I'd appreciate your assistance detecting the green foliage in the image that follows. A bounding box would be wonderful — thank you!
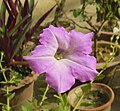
[0,0,55,76]
[22,102,33,111]
[0,3,55,110]
[0,52,22,111]
[72,9,81,18]
[94,74,105,80]
[71,0,95,22]
[52,94,71,111]
[95,0,120,24]
[81,83,91,94]
[71,6,88,22]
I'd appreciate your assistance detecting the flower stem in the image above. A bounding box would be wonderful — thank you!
[0,52,11,111]
[39,84,49,107]
[6,87,10,111]
[58,93,64,105]
[72,93,85,111]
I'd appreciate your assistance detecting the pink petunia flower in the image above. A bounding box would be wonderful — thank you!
[23,25,98,93]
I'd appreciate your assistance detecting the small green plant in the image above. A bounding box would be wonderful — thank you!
[52,94,71,111]
[0,0,55,110]
[0,52,22,111]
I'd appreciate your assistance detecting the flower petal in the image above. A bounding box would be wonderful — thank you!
[40,26,58,50]
[40,25,70,50]
[23,56,56,74]
[63,55,98,82]
[46,60,75,93]
[31,45,56,57]
[66,53,97,71]
[69,30,94,54]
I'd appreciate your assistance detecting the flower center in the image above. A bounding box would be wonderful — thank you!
[54,49,65,60]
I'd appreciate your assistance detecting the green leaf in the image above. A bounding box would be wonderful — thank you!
[1,87,7,92]
[81,83,91,94]
[95,74,105,80]
[95,3,101,12]
[53,94,71,111]
[8,14,30,36]
[0,1,6,19]
[22,106,27,111]
[79,13,87,21]
[22,103,33,111]
[12,21,31,58]
[29,4,56,37]
[9,92,15,101]
[0,103,5,106]
[114,0,118,2]
[0,27,3,38]
[16,8,22,25]
[72,9,81,17]
[22,44,36,56]
[29,0,35,15]
[118,7,120,16]
[39,88,46,93]
[0,27,3,33]
[80,102,93,107]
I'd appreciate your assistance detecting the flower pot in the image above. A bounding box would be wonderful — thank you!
[0,73,38,111]
[67,83,115,111]
[95,41,120,84]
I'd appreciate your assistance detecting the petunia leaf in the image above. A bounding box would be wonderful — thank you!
[94,74,105,81]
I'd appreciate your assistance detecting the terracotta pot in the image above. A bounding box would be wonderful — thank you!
[96,41,120,84]
[0,72,38,111]
[67,83,114,111]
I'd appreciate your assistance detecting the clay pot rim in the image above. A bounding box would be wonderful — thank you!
[67,83,115,111]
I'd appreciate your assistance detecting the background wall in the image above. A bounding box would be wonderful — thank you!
[0,0,96,32]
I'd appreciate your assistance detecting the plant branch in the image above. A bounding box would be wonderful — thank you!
[0,52,11,111]
[62,11,94,32]
[39,84,49,107]
[72,93,85,111]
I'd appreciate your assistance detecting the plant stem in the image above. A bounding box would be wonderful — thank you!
[6,87,10,111]
[72,93,85,111]
[0,52,11,111]
[39,84,49,107]
[58,93,64,105]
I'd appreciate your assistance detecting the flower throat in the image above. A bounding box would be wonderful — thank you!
[54,49,65,60]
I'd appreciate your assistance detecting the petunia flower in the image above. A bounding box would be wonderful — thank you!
[23,25,98,93]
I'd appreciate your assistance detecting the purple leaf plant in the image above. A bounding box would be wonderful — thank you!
[23,25,98,93]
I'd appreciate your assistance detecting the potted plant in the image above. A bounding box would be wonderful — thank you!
[67,83,114,111]
[0,0,55,110]
[23,25,99,110]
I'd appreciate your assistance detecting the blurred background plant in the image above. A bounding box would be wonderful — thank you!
[71,0,120,31]
[0,0,55,79]
[0,0,55,110]
[0,51,22,111]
